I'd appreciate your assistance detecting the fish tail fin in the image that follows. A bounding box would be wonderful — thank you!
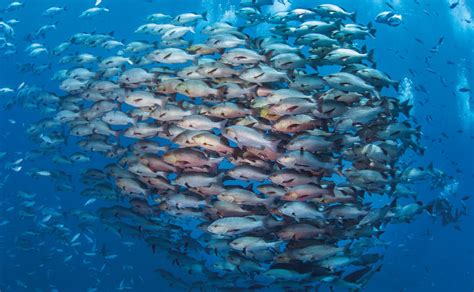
[248,84,259,97]
[372,89,381,100]
[368,22,376,38]
[389,197,398,209]
[114,130,120,143]
[335,167,344,177]
[415,125,422,139]
[218,120,227,132]
[393,80,400,92]
[191,54,198,65]
[427,162,434,174]
[132,116,139,126]
[389,175,401,194]
[202,11,208,22]
[215,85,226,100]
[425,202,434,216]
[368,49,375,63]
[343,241,352,253]
[216,172,225,185]
[332,137,344,151]
[400,99,412,117]
[263,197,277,211]
[270,139,281,153]
[351,12,357,22]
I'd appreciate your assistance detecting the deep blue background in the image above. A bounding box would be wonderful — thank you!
[0,0,473,291]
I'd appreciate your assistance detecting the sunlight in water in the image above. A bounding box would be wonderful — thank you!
[269,0,291,13]
[220,3,237,24]
[457,64,473,128]
[441,180,460,198]
[399,77,415,113]
[447,0,473,31]
[201,0,217,23]
[201,0,237,24]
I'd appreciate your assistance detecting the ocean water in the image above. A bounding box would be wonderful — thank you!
[0,0,473,291]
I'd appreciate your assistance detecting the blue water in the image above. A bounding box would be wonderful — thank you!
[0,0,473,291]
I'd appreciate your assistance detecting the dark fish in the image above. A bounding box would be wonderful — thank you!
[385,2,395,10]
[450,1,460,9]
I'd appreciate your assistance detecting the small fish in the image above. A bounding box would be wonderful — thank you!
[39,134,54,144]
[70,233,81,243]
[12,166,22,172]
[36,170,52,176]
[84,198,97,206]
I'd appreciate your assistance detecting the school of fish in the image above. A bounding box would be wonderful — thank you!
[0,0,470,291]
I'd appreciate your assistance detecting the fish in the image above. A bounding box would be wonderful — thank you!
[375,11,403,26]
[79,7,110,18]
[207,216,266,236]
[42,6,66,17]
[450,1,460,9]
[2,1,464,291]
[84,198,97,207]
[70,233,81,243]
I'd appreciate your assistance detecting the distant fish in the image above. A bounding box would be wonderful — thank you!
[70,232,81,243]
[39,134,54,144]
[84,233,95,244]
[375,11,402,26]
[84,198,97,207]
[11,165,22,172]
[385,2,395,10]
[79,7,109,18]
[16,280,27,289]
[0,87,14,95]
[42,215,52,222]
[36,170,52,176]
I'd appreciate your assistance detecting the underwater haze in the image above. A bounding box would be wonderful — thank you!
[0,0,473,291]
